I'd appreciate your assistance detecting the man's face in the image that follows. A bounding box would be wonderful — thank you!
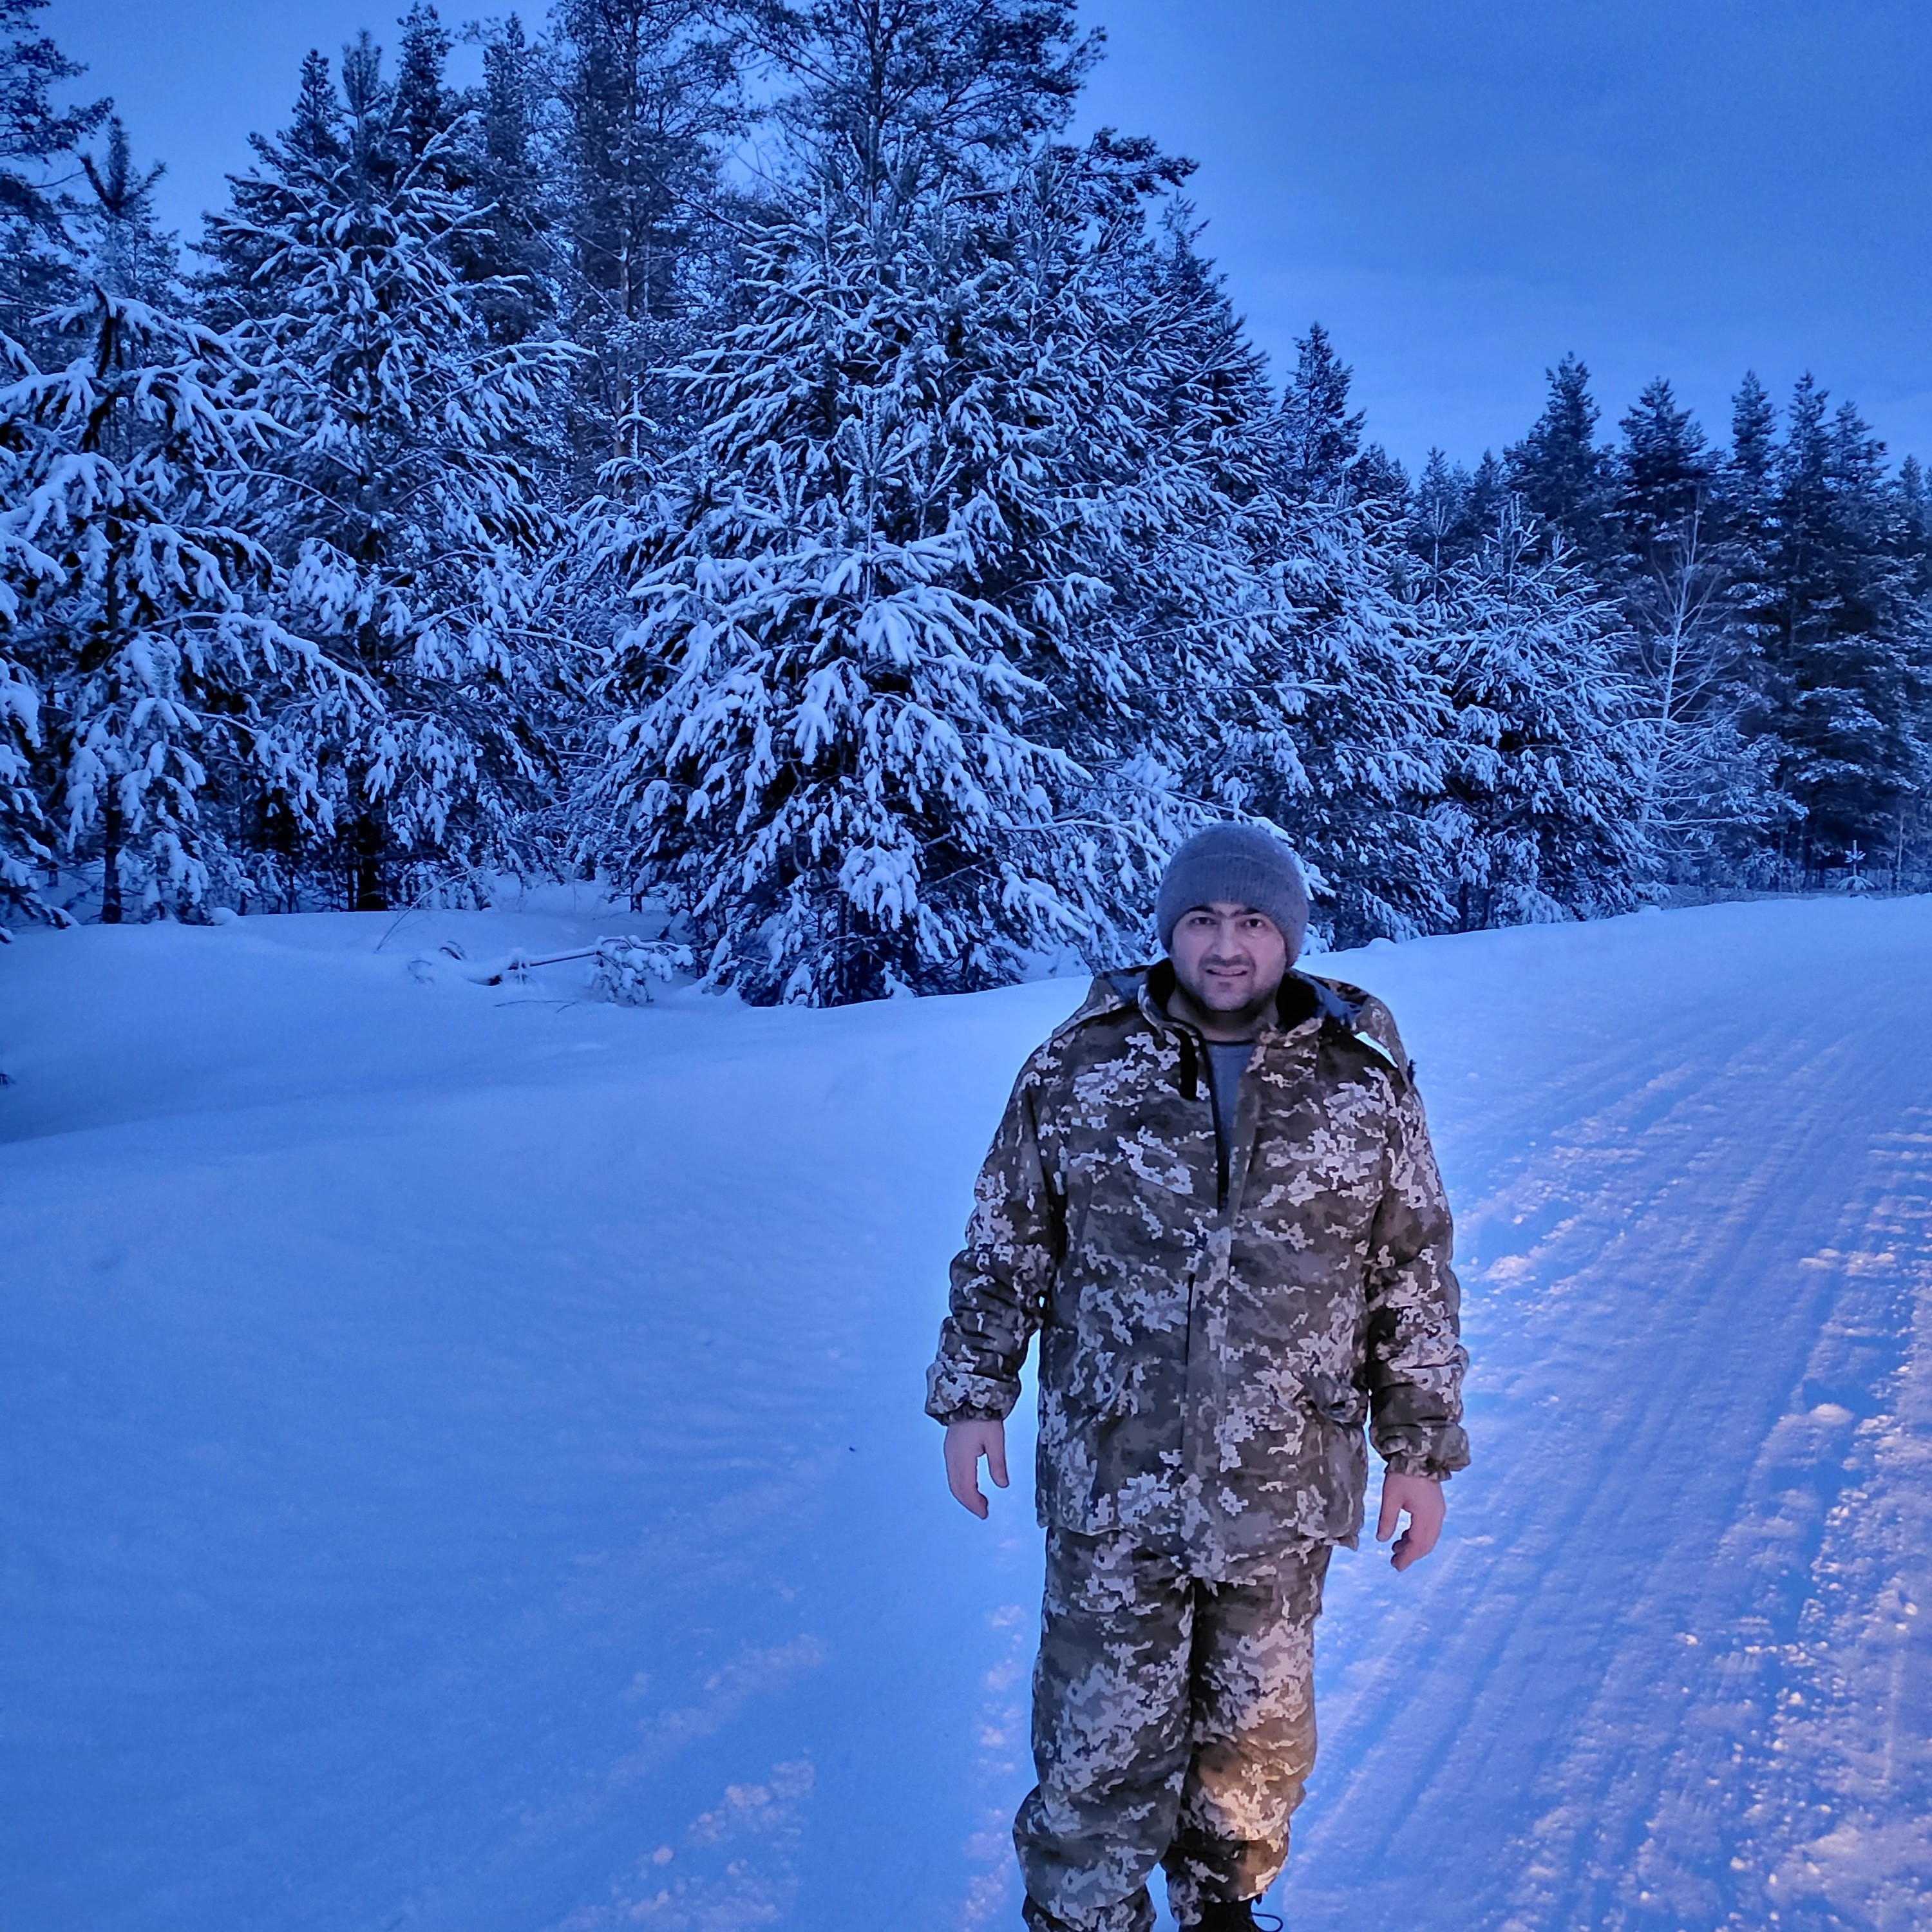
[1169,901,1289,1018]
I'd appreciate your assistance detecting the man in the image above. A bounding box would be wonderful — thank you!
[925,823,1469,1932]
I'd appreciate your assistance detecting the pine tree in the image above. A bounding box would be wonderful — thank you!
[576,155,1212,1001]
[570,0,1381,999]
[204,39,580,909]
[1596,378,1792,885]
[0,1,108,922]
[1004,144,1273,827]
[1086,290,1454,950]
[1895,454,1932,600]
[0,0,108,233]
[552,0,742,478]
[1726,371,1777,511]
[1506,352,1614,567]
[743,0,1095,196]
[1204,486,1454,945]
[1426,497,1648,926]
[1144,302,1450,945]
[392,4,455,166]
[457,14,556,344]
[1714,371,1779,647]
[1755,379,1932,878]
[1352,442,1408,507]
[0,0,109,354]
[0,333,57,921]
[0,292,361,920]
[1409,448,1466,591]
[1463,450,1507,547]
[0,623,50,922]
[1277,321,1364,500]
[1405,448,1510,588]
[287,48,343,167]
[78,119,180,307]
[1615,376,1710,564]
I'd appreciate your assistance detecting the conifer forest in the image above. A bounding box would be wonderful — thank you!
[5,0,1929,1003]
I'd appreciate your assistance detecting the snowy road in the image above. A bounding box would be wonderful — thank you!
[2,898,1927,1930]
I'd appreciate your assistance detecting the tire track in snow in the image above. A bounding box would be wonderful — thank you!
[1739,1115,1932,1931]
[1277,925,1932,1932]
[1309,1034,1853,1911]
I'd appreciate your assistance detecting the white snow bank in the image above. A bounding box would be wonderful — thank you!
[2,898,1927,1930]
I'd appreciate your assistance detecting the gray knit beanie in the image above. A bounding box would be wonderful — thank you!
[1155,824,1309,960]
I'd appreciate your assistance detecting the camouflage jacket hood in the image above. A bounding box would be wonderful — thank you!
[925,963,1470,1571]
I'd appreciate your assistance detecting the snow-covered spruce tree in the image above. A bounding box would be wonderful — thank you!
[1748,378,1932,882]
[0,118,189,925]
[0,0,106,923]
[1613,376,1711,566]
[0,0,108,355]
[1145,311,1453,947]
[742,0,1095,197]
[0,291,363,920]
[907,184,1452,954]
[1195,484,1455,947]
[549,0,743,483]
[0,333,57,922]
[76,118,182,310]
[203,34,580,909]
[570,0,1260,1003]
[0,625,50,923]
[1426,497,1649,927]
[1594,379,1793,888]
[1277,323,1361,499]
[453,14,560,346]
[1404,447,1508,594]
[1506,352,1616,573]
[1409,449,1469,592]
[949,142,1278,876]
[577,167,1206,1003]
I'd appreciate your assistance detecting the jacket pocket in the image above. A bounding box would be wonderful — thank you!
[1298,1369,1370,1430]
[1036,1325,1115,1533]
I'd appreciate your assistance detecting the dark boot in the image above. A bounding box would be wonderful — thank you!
[1188,1901,1282,1931]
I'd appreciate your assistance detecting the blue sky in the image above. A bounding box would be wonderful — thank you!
[48,0,1932,470]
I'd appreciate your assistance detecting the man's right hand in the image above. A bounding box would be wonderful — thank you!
[943,1418,1009,1518]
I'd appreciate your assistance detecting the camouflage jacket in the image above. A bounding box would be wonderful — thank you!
[925,962,1469,1571]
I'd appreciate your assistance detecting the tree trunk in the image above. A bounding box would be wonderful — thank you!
[100,793,124,924]
[350,819,388,911]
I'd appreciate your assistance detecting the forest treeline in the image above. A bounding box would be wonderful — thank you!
[3,0,1928,1001]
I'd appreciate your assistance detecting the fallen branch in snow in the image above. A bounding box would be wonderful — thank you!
[587,936,696,1005]
[421,935,694,1005]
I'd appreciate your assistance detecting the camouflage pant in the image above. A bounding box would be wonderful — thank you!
[1016,1530,1331,1932]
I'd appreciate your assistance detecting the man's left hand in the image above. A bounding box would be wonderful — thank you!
[1376,1470,1444,1572]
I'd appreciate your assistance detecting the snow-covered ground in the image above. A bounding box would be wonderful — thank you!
[3,896,1928,1931]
